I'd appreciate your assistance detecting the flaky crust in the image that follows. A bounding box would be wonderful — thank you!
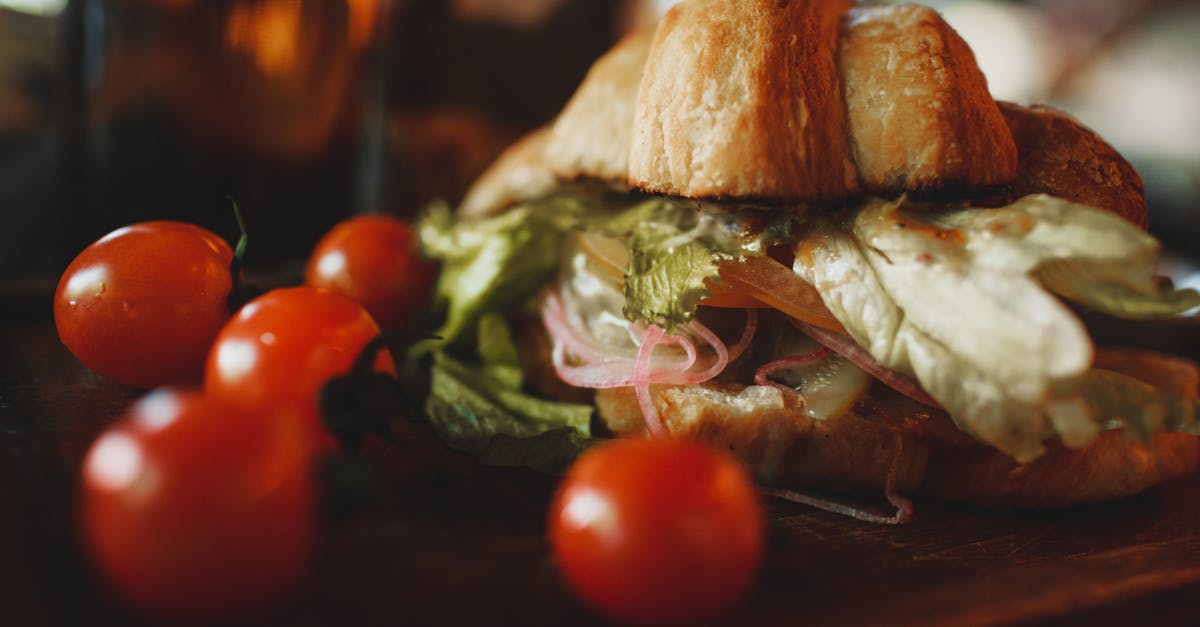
[464,0,1030,212]
[840,4,1017,194]
[629,0,859,202]
[999,101,1148,229]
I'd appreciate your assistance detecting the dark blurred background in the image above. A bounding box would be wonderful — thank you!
[0,0,645,277]
[0,0,1197,284]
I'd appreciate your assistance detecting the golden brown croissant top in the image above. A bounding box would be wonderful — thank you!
[462,0,1145,226]
[553,0,1017,203]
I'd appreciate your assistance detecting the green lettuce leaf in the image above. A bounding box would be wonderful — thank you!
[424,313,597,474]
[624,235,734,332]
[923,193,1200,317]
[795,195,1199,460]
[419,200,573,348]
[477,312,523,389]
[1079,369,1200,440]
[421,190,803,335]
[1037,260,1200,317]
[612,199,803,330]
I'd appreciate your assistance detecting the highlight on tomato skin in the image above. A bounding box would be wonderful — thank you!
[54,221,234,388]
[548,437,765,625]
[79,388,316,619]
[204,285,396,451]
[305,214,437,330]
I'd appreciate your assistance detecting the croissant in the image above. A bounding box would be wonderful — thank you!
[443,0,1199,509]
[468,0,1144,222]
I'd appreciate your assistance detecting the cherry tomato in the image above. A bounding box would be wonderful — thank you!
[305,214,436,329]
[205,286,395,449]
[80,388,315,618]
[548,438,764,625]
[55,221,233,388]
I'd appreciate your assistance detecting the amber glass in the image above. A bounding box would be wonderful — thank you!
[61,0,386,265]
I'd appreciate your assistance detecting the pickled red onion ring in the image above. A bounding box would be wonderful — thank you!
[550,332,694,388]
[724,309,758,364]
[634,325,670,437]
[543,290,693,386]
[542,288,753,433]
[753,349,831,388]
[543,290,724,389]
[678,320,729,384]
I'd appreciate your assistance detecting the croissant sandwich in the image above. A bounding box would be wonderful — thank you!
[416,0,1200,511]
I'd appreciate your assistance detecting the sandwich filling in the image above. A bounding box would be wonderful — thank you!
[416,185,1200,475]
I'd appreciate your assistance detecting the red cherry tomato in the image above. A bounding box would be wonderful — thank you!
[305,214,436,329]
[80,388,315,618]
[54,221,233,388]
[205,286,395,449]
[548,438,764,625]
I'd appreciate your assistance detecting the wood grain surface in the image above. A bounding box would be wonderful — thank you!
[4,284,1200,626]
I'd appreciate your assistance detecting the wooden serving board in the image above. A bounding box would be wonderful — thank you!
[3,286,1200,626]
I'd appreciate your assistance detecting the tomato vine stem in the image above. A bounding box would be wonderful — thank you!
[225,196,261,312]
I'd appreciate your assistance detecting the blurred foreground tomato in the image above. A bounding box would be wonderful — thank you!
[548,438,764,625]
[306,214,436,329]
[205,286,395,450]
[80,388,315,618]
[55,221,233,388]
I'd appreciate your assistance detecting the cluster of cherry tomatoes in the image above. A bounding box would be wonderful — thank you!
[56,214,430,618]
[54,212,766,624]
